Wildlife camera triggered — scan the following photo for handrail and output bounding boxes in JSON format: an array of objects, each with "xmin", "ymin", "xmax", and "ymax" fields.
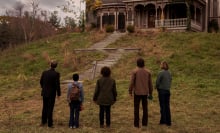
[{"xmin": 155, "ymin": 18, "xmax": 187, "ymax": 28}]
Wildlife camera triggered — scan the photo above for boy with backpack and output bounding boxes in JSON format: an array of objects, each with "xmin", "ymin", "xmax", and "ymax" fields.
[{"xmin": 67, "ymin": 73, "xmax": 84, "ymax": 129}]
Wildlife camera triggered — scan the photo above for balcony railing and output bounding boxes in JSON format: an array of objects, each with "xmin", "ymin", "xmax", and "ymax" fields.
[{"xmin": 155, "ymin": 18, "xmax": 187, "ymax": 28}]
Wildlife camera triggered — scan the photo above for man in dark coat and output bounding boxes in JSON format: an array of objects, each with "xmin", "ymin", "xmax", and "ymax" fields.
[{"xmin": 40, "ymin": 60, "xmax": 61, "ymax": 128}]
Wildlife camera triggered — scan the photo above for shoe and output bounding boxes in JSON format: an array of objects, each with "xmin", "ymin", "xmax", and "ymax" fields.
[
  {"xmin": 48, "ymin": 126, "xmax": 54, "ymax": 128},
  {"xmin": 134, "ymin": 125, "xmax": 139, "ymax": 128},
  {"xmin": 106, "ymin": 125, "xmax": 110, "ymax": 128},
  {"xmin": 166, "ymin": 123, "xmax": 171, "ymax": 126},
  {"xmin": 159, "ymin": 122, "xmax": 165, "ymax": 125},
  {"xmin": 69, "ymin": 126, "xmax": 73, "ymax": 129},
  {"xmin": 39, "ymin": 123, "xmax": 46, "ymax": 127},
  {"xmin": 100, "ymin": 125, "xmax": 104, "ymax": 128}
]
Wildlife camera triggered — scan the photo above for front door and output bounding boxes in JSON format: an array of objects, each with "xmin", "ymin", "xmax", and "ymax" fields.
[
  {"xmin": 148, "ymin": 9, "xmax": 155, "ymax": 28},
  {"xmin": 118, "ymin": 13, "xmax": 125, "ymax": 31}
]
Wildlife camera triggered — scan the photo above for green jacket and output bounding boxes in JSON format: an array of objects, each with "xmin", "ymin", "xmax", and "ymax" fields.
[
  {"xmin": 93, "ymin": 77, "xmax": 117, "ymax": 105},
  {"xmin": 156, "ymin": 70, "xmax": 172, "ymax": 91}
]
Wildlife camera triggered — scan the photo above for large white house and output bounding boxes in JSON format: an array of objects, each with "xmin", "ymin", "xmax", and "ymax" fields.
[{"xmin": 86, "ymin": 0, "xmax": 220, "ymax": 32}]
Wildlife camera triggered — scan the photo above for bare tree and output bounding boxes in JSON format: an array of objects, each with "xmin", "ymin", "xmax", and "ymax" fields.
[
  {"xmin": 30, "ymin": 0, "xmax": 40, "ymax": 19},
  {"xmin": 28, "ymin": 0, "xmax": 40, "ymax": 41},
  {"xmin": 41, "ymin": 10, "xmax": 49, "ymax": 22},
  {"xmin": 58, "ymin": 0, "xmax": 76, "ymax": 13},
  {"xmin": 5, "ymin": 9, "xmax": 16, "ymax": 17},
  {"xmin": 13, "ymin": 1, "xmax": 25, "ymax": 17}
]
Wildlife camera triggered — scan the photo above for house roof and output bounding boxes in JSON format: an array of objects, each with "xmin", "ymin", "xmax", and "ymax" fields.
[{"xmin": 102, "ymin": 0, "xmax": 124, "ymax": 4}]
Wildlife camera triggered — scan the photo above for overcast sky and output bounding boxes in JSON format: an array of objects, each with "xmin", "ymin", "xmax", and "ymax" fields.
[{"xmin": 0, "ymin": 0, "xmax": 85, "ymax": 24}]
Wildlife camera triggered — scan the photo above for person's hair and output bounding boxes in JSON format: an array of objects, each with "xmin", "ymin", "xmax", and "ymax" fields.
[
  {"xmin": 72, "ymin": 73, "xmax": 79, "ymax": 81},
  {"xmin": 50, "ymin": 60, "xmax": 58, "ymax": 68},
  {"xmin": 161, "ymin": 61, "xmax": 169, "ymax": 70},
  {"xmin": 137, "ymin": 58, "xmax": 145, "ymax": 68},
  {"xmin": 101, "ymin": 66, "xmax": 111, "ymax": 77}
]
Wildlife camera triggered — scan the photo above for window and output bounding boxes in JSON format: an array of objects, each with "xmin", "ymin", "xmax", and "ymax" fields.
[
  {"xmin": 213, "ymin": 0, "xmax": 218, "ymax": 17},
  {"xmin": 128, "ymin": 10, "xmax": 132, "ymax": 21}
]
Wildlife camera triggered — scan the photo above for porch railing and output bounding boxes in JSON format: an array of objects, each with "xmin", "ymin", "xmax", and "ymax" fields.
[{"xmin": 155, "ymin": 18, "xmax": 187, "ymax": 28}]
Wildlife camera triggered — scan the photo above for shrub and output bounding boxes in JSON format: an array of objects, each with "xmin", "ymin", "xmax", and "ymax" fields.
[
  {"xmin": 127, "ymin": 25, "xmax": 135, "ymax": 33},
  {"xmin": 105, "ymin": 25, "xmax": 114, "ymax": 33},
  {"xmin": 208, "ymin": 19, "xmax": 219, "ymax": 33}
]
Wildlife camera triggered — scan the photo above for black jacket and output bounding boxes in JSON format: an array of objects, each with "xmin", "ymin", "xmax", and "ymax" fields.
[{"xmin": 40, "ymin": 68, "xmax": 61, "ymax": 97}]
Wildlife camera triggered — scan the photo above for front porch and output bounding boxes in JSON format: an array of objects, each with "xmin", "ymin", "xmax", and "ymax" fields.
[{"xmin": 125, "ymin": 0, "xmax": 206, "ymax": 32}]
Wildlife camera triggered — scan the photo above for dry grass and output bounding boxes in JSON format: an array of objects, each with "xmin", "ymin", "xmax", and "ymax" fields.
[{"xmin": 0, "ymin": 32, "xmax": 220, "ymax": 133}]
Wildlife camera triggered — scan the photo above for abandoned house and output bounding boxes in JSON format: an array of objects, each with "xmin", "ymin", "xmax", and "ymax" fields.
[{"xmin": 86, "ymin": 0, "xmax": 220, "ymax": 32}]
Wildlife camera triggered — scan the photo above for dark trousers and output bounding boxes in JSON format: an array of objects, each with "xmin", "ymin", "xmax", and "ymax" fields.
[
  {"xmin": 158, "ymin": 90, "xmax": 171, "ymax": 125},
  {"xmin": 99, "ymin": 105, "xmax": 111, "ymax": 126},
  {"xmin": 42, "ymin": 97, "xmax": 55, "ymax": 127},
  {"xmin": 69, "ymin": 101, "xmax": 81, "ymax": 127},
  {"xmin": 134, "ymin": 95, "xmax": 148, "ymax": 127}
]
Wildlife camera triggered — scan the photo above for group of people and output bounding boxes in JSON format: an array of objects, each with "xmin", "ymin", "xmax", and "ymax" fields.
[{"xmin": 39, "ymin": 57, "xmax": 172, "ymax": 129}]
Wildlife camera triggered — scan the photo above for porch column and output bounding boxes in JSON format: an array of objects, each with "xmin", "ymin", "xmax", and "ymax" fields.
[
  {"xmin": 115, "ymin": 11, "xmax": 117, "ymax": 30},
  {"xmin": 100, "ymin": 13, "xmax": 103, "ymax": 30},
  {"xmin": 195, "ymin": 6, "xmax": 197, "ymax": 24},
  {"xmin": 132, "ymin": 2, "xmax": 135, "ymax": 26},
  {"xmin": 161, "ymin": 6, "xmax": 165, "ymax": 26},
  {"xmin": 205, "ymin": 0, "xmax": 208, "ymax": 32},
  {"xmin": 115, "ymin": 9, "xmax": 118, "ymax": 30}
]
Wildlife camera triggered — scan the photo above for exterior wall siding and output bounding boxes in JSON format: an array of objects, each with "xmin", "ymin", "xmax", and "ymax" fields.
[{"xmin": 86, "ymin": 0, "xmax": 218, "ymax": 32}]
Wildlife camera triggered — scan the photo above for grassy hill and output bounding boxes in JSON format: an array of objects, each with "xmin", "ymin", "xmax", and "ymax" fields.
[{"xmin": 0, "ymin": 31, "xmax": 219, "ymax": 133}]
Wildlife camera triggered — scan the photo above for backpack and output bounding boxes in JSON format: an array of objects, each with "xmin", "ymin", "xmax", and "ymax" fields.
[{"xmin": 69, "ymin": 83, "xmax": 80, "ymax": 101}]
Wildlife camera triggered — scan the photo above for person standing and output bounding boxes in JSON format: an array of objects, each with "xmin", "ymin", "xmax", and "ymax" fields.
[
  {"xmin": 93, "ymin": 66, "xmax": 117, "ymax": 128},
  {"xmin": 40, "ymin": 60, "xmax": 61, "ymax": 128},
  {"xmin": 156, "ymin": 61, "xmax": 172, "ymax": 126},
  {"xmin": 129, "ymin": 58, "xmax": 153, "ymax": 128},
  {"xmin": 67, "ymin": 73, "xmax": 84, "ymax": 129}
]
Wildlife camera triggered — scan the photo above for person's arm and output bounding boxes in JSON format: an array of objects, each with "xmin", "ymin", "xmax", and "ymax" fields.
[
  {"xmin": 148, "ymin": 73, "xmax": 153, "ymax": 100},
  {"xmin": 40, "ymin": 72, "xmax": 44, "ymax": 88},
  {"xmin": 112, "ymin": 80, "xmax": 117, "ymax": 101},
  {"xmin": 56, "ymin": 73, "xmax": 61, "ymax": 97},
  {"xmin": 93, "ymin": 80, "xmax": 99, "ymax": 102},
  {"xmin": 128, "ymin": 71, "xmax": 135, "ymax": 96},
  {"xmin": 156, "ymin": 71, "xmax": 163, "ymax": 90},
  {"xmin": 40, "ymin": 72, "xmax": 44, "ymax": 96},
  {"xmin": 80, "ymin": 83, "xmax": 84, "ymax": 103},
  {"xmin": 148, "ymin": 73, "xmax": 153, "ymax": 96},
  {"xmin": 67, "ymin": 84, "xmax": 71, "ymax": 103}
]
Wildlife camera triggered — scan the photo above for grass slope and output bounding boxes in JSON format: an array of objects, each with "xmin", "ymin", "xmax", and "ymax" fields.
[{"xmin": 0, "ymin": 32, "xmax": 219, "ymax": 133}]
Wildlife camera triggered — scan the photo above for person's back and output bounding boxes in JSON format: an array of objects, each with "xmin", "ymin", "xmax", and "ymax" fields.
[
  {"xmin": 156, "ymin": 61, "xmax": 172, "ymax": 126},
  {"xmin": 40, "ymin": 68, "xmax": 60, "ymax": 97},
  {"xmin": 95, "ymin": 76, "xmax": 116, "ymax": 105},
  {"xmin": 156, "ymin": 70, "xmax": 172, "ymax": 91},
  {"xmin": 93, "ymin": 66, "xmax": 117, "ymax": 128},
  {"xmin": 67, "ymin": 73, "xmax": 84, "ymax": 129},
  {"xmin": 132, "ymin": 68, "xmax": 152, "ymax": 95},
  {"xmin": 128, "ymin": 58, "xmax": 153, "ymax": 128},
  {"xmin": 40, "ymin": 60, "xmax": 61, "ymax": 128}
]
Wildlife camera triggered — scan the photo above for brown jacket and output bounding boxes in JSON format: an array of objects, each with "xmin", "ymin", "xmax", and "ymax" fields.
[{"xmin": 129, "ymin": 67, "xmax": 153, "ymax": 95}]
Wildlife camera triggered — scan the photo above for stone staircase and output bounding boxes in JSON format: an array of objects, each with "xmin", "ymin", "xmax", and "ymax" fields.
[{"xmin": 61, "ymin": 32, "xmax": 139, "ymax": 83}]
